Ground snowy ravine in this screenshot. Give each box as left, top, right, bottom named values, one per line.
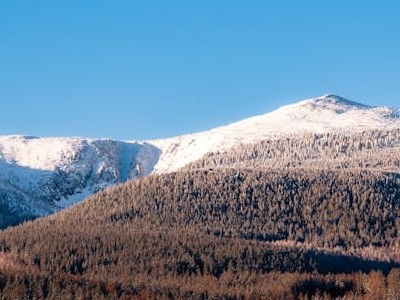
left=0, top=138, right=160, bottom=226
left=1, top=94, right=399, bottom=227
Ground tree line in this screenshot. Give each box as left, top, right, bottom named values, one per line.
left=189, top=129, right=400, bottom=172
left=0, top=168, right=399, bottom=298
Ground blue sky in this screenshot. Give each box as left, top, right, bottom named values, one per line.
left=0, top=1, right=399, bottom=140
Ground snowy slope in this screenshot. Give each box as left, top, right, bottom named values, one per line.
left=0, top=94, right=399, bottom=226
left=149, top=94, right=400, bottom=172
left=0, top=136, right=159, bottom=223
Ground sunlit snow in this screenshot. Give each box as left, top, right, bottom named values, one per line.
left=1, top=94, right=399, bottom=219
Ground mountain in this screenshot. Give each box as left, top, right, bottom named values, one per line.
left=0, top=137, right=159, bottom=227
left=0, top=168, right=399, bottom=298
left=150, top=94, right=400, bottom=172
left=0, top=94, right=400, bottom=299
left=0, top=94, right=399, bottom=227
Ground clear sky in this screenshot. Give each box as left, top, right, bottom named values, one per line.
left=0, top=1, right=399, bottom=140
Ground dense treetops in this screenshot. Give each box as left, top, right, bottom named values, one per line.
left=189, top=129, right=400, bottom=172
left=0, top=168, right=399, bottom=298
left=1, top=128, right=399, bottom=299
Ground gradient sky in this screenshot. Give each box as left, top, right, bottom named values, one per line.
left=0, top=1, right=399, bottom=140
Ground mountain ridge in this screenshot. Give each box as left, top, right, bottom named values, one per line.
left=300, top=94, right=371, bottom=108
left=1, top=94, right=399, bottom=227
left=149, top=94, right=400, bottom=172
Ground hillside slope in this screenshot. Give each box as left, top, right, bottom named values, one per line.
left=189, top=129, right=400, bottom=172
left=0, top=169, right=399, bottom=298
left=0, top=137, right=159, bottom=227
left=1, top=94, right=400, bottom=298
left=150, top=94, right=400, bottom=172
left=1, top=94, right=399, bottom=227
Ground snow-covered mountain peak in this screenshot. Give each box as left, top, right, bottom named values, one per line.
left=278, top=94, right=371, bottom=116
left=313, top=94, right=369, bottom=108
left=150, top=94, right=400, bottom=173
left=1, top=94, right=399, bottom=227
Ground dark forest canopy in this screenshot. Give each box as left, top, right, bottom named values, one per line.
left=1, top=128, right=400, bottom=298
left=0, top=168, right=399, bottom=299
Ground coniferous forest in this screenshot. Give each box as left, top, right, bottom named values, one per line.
left=0, top=130, right=400, bottom=299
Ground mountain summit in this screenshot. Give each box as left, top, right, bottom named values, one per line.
left=151, top=94, right=399, bottom=172
left=1, top=94, right=399, bottom=227
left=303, top=94, right=371, bottom=109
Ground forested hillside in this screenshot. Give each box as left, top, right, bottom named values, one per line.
left=1, top=96, right=399, bottom=231
left=0, top=169, right=399, bottom=299
left=189, top=129, right=400, bottom=172
left=1, top=108, right=399, bottom=299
